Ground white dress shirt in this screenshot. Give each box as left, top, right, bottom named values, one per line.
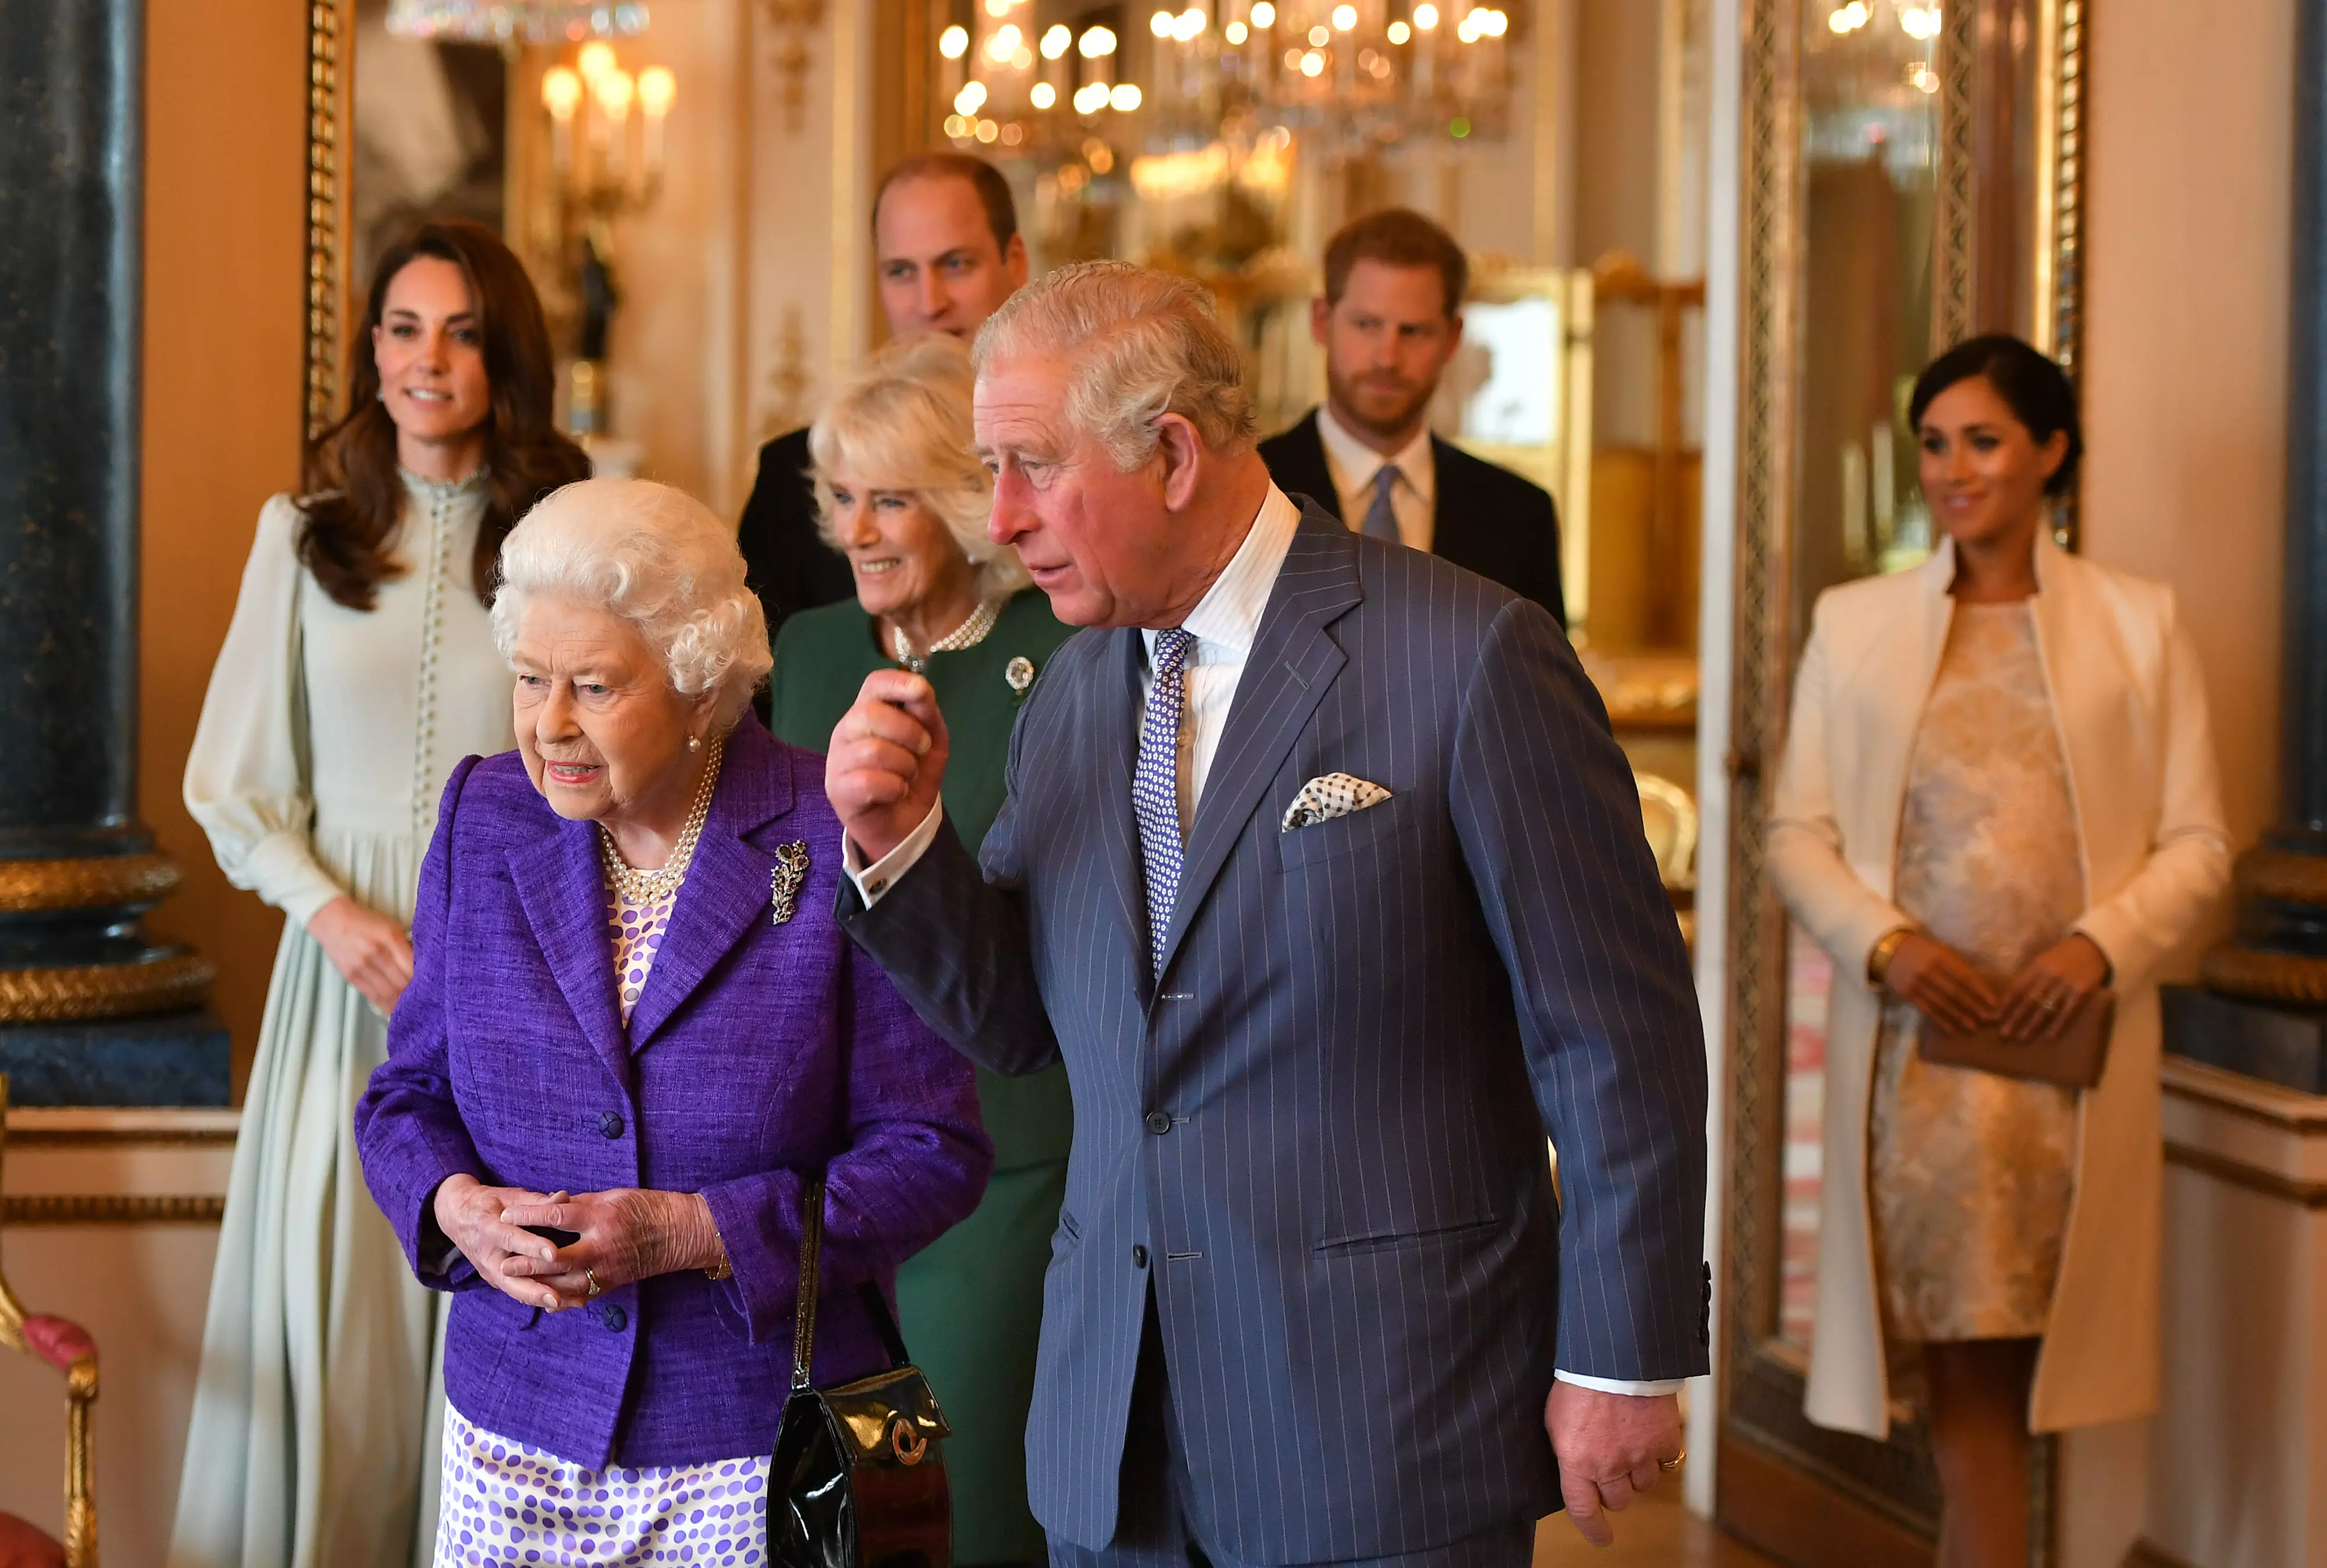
left=844, top=481, right=1679, bottom=1400
left=1317, top=402, right=1437, bottom=552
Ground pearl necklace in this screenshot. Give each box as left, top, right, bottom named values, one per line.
left=891, top=598, right=1003, bottom=674
left=597, top=733, right=726, bottom=905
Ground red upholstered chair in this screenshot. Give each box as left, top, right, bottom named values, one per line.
left=0, top=1075, right=97, bottom=1568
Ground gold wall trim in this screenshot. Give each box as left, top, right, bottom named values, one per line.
left=1, top=1194, right=227, bottom=1227
left=0, top=855, right=181, bottom=915
left=2165, top=1141, right=2327, bottom=1209
left=304, top=0, right=355, bottom=439
left=1930, top=0, right=1979, bottom=354
left=0, top=954, right=218, bottom=1025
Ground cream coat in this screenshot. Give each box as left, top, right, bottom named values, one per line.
left=1768, top=536, right=2232, bottom=1437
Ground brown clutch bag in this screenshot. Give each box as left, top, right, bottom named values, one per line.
left=1919, top=991, right=2116, bottom=1089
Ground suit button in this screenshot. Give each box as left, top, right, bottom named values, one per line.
left=598, top=1112, right=625, bottom=1138
left=1144, top=1111, right=1172, bottom=1135
left=1132, top=1245, right=1149, bottom=1268
left=600, top=1304, right=628, bottom=1332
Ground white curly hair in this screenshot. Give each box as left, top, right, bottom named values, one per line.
left=972, top=260, right=1257, bottom=471
left=490, top=477, right=772, bottom=730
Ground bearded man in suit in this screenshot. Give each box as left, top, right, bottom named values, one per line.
left=1259, top=206, right=1567, bottom=623
left=735, top=151, right=1028, bottom=646
left=826, top=262, right=1705, bottom=1567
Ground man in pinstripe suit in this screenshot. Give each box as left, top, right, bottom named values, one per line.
left=826, top=262, right=1708, bottom=1567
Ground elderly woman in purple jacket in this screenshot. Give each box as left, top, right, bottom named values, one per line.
left=354, top=476, right=991, bottom=1567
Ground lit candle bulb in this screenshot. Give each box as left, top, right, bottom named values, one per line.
left=636, top=65, right=674, bottom=177
left=597, top=67, right=634, bottom=180
left=542, top=65, right=582, bottom=175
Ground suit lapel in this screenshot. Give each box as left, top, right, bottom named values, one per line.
left=1273, top=412, right=1344, bottom=523
left=1427, top=436, right=1476, bottom=560
left=624, top=721, right=796, bottom=1050
left=509, top=814, right=630, bottom=1092
left=1091, top=629, right=1154, bottom=985
left=1155, top=509, right=1361, bottom=978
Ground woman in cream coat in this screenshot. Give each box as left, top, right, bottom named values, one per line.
left=1770, top=336, right=2230, bottom=1566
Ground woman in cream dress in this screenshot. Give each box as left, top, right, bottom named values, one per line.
left=1770, top=336, right=2230, bottom=1567
left=173, top=220, right=588, bottom=1568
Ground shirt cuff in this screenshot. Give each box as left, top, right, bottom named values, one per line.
left=1554, top=1370, right=1689, bottom=1398
left=842, top=800, right=945, bottom=908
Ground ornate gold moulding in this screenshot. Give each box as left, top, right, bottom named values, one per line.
left=0, top=853, right=181, bottom=914
left=0, top=954, right=218, bottom=1025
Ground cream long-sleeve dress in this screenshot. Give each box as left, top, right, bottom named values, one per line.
left=171, top=471, right=515, bottom=1568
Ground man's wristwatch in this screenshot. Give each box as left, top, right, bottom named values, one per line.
left=1867, top=925, right=1916, bottom=988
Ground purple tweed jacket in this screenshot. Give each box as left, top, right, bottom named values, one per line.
left=354, top=717, right=991, bottom=1469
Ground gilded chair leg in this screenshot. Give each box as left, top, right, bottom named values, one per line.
left=63, top=1366, right=97, bottom=1568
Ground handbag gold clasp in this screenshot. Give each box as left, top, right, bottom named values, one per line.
left=891, top=1418, right=928, bottom=1466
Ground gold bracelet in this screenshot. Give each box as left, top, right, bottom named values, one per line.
left=1867, top=926, right=1916, bottom=988
left=700, top=1196, right=733, bottom=1281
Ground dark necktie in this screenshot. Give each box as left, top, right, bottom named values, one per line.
left=1361, top=463, right=1403, bottom=542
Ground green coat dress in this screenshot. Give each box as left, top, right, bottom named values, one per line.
left=767, top=587, right=1074, bottom=1566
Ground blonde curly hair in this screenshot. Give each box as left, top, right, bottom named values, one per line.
left=808, top=333, right=1030, bottom=602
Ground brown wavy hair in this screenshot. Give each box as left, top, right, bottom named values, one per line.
left=298, top=220, right=590, bottom=610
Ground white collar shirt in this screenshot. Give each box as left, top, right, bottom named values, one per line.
left=1139, top=483, right=1304, bottom=833
left=1315, top=401, right=1438, bottom=553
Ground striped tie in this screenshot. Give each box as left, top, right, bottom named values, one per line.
left=1361, top=463, right=1403, bottom=541
left=1133, top=628, right=1197, bottom=971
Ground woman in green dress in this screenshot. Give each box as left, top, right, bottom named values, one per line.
left=766, top=332, right=1073, bottom=1568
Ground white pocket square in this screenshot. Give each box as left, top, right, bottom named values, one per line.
left=1280, top=773, right=1392, bottom=831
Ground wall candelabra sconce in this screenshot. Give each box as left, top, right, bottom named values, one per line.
left=534, top=40, right=674, bottom=443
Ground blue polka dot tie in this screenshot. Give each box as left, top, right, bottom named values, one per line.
left=1133, top=628, right=1197, bottom=972
left=1361, top=462, right=1403, bottom=541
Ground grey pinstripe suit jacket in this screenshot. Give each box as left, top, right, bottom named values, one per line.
left=838, top=503, right=1708, bottom=1562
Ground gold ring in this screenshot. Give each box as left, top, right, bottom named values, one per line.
left=2040, top=996, right=2061, bottom=1013
left=585, top=1268, right=602, bottom=1299
left=1658, top=1451, right=1685, bottom=1473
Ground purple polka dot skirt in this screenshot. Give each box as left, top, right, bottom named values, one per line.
left=434, top=1405, right=771, bottom=1566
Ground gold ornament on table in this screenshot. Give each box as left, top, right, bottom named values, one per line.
left=597, top=734, right=725, bottom=904
left=770, top=842, right=812, bottom=926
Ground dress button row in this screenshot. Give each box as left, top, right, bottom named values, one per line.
left=598, top=1303, right=627, bottom=1332
left=598, top=1111, right=625, bottom=1138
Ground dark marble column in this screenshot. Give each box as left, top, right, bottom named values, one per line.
left=0, top=0, right=227, bottom=1105
left=2166, top=0, right=2327, bottom=1088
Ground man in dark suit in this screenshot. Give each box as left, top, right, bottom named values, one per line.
left=824, top=262, right=1706, bottom=1566
left=1259, top=207, right=1567, bottom=624
left=734, top=152, right=1027, bottom=644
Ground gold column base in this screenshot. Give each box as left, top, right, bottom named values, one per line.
left=0, top=953, right=218, bottom=1025
left=2201, top=946, right=2327, bottom=1007
left=0, top=853, right=182, bottom=914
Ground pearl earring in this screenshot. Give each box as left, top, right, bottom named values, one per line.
left=688, top=734, right=703, bottom=753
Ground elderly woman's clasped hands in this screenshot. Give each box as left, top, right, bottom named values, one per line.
left=430, top=1174, right=725, bottom=1312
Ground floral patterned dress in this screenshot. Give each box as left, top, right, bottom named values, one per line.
left=1870, top=601, right=2084, bottom=1344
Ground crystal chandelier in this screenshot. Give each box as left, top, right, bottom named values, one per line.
left=941, top=0, right=1515, bottom=156
left=383, top=0, right=650, bottom=41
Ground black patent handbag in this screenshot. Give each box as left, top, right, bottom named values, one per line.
left=768, top=1174, right=954, bottom=1568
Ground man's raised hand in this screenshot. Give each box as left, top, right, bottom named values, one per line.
left=826, top=668, right=951, bottom=864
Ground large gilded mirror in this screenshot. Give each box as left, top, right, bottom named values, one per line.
left=1719, top=1, right=2084, bottom=1563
